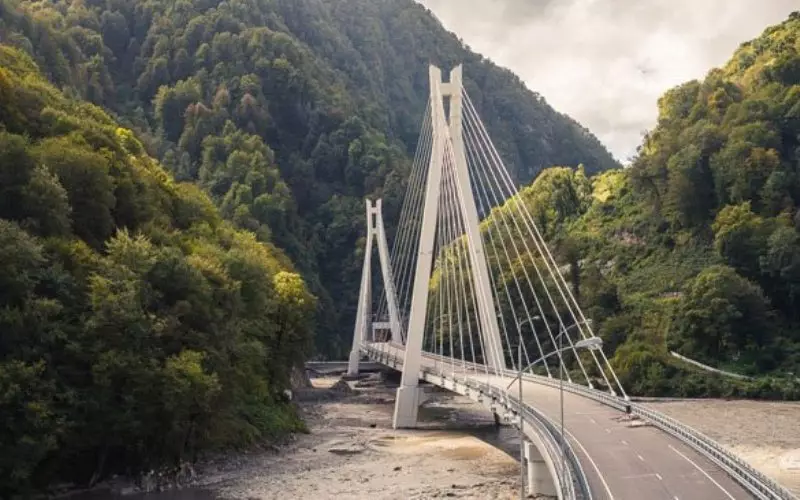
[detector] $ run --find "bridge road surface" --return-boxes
[370,343,753,500]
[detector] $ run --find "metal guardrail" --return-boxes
[670,351,753,380]
[362,343,798,500]
[517,371,797,500]
[361,344,588,500]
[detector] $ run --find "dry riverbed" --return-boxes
[67,375,800,500]
[191,372,528,500]
[644,399,800,495]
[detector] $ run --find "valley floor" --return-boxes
[69,376,800,500]
[195,374,526,500]
[644,399,800,495]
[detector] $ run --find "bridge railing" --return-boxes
[363,343,798,500]
[516,371,796,500]
[361,344,588,500]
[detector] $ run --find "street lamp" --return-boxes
[505,335,603,498]
[507,336,603,384]
[552,319,592,348]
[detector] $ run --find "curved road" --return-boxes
[368,342,753,500]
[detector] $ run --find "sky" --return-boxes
[417,0,798,162]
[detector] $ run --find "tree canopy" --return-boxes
[0,45,313,495]
[0,0,619,356]
[463,12,800,398]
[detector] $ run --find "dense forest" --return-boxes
[0,0,620,494]
[2,0,799,494]
[471,12,800,398]
[0,0,618,357]
[0,44,313,495]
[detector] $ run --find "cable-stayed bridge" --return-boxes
[345,65,796,500]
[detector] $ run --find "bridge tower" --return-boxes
[348,199,403,376]
[392,64,506,428]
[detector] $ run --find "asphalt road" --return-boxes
[369,343,755,500]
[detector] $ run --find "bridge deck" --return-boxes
[369,343,752,500]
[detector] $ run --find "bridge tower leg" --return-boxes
[442,65,505,373]
[348,199,402,377]
[394,64,505,429]
[374,200,403,344]
[393,65,447,428]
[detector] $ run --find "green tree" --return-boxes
[671,265,773,368]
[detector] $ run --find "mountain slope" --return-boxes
[0,44,313,494]
[0,0,619,356]
[470,12,800,397]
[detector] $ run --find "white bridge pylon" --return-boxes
[348,199,402,376]
[350,63,628,430]
[392,65,506,428]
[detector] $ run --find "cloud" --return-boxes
[418,0,797,162]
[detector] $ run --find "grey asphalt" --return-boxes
[370,343,754,500]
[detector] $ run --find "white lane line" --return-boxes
[604,428,611,434]
[620,473,660,480]
[621,440,629,446]
[674,497,680,500]
[656,473,663,481]
[668,445,736,500]
[564,427,615,500]
[589,417,597,425]
[637,454,645,462]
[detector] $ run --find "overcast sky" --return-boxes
[417,0,797,162]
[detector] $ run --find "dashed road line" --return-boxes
[668,445,736,500]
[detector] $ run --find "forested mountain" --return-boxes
[0,0,619,356]
[1,0,799,494]
[0,45,313,495]
[474,12,800,398]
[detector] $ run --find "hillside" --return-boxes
[0,0,619,356]
[474,12,800,398]
[0,44,315,495]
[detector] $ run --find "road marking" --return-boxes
[604,428,611,434]
[656,473,663,481]
[589,417,597,425]
[620,473,660,480]
[563,427,615,500]
[668,445,736,500]
[674,497,680,500]
[637,454,645,462]
[621,440,629,446]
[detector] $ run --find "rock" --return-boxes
[328,443,365,455]
[330,379,354,394]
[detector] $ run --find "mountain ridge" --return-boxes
[0,0,620,356]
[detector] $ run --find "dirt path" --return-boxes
[195,373,528,500]
[644,399,800,495]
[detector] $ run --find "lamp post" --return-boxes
[505,336,603,496]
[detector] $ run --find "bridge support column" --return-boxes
[393,65,447,429]
[524,441,558,497]
[348,200,375,377]
[349,199,403,376]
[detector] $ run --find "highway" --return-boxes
[369,342,754,500]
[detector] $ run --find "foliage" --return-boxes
[0,0,619,357]
[0,46,313,495]
[437,12,800,398]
